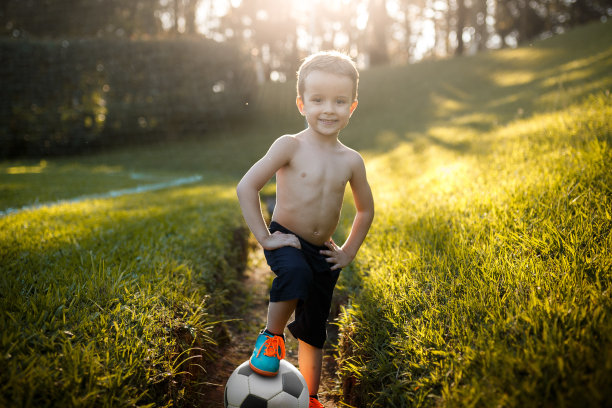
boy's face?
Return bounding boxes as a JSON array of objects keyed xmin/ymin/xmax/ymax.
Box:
[{"xmin": 296, "ymin": 70, "xmax": 358, "ymax": 138}]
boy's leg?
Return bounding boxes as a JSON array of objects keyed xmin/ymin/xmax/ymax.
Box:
[
  {"xmin": 249, "ymin": 299, "xmax": 298, "ymax": 377},
  {"xmin": 266, "ymin": 299, "xmax": 298, "ymax": 334},
  {"xmin": 298, "ymin": 339, "xmax": 323, "ymax": 397}
]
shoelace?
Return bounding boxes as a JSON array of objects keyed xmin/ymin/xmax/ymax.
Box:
[
  {"xmin": 309, "ymin": 397, "xmax": 324, "ymax": 408},
  {"xmin": 256, "ymin": 335, "xmax": 286, "ymax": 360}
]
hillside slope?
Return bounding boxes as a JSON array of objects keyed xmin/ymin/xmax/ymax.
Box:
[{"xmin": 328, "ymin": 21, "xmax": 611, "ymax": 408}]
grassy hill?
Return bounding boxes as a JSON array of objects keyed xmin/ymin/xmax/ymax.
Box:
[
  {"xmin": 329, "ymin": 22, "xmax": 612, "ymax": 407},
  {"xmin": 1, "ymin": 20, "xmax": 611, "ymax": 407}
]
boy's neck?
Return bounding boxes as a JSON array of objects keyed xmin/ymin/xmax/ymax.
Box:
[{"xmin": 304, "ymin": 127, "xmax": 340, "ymax": 145}]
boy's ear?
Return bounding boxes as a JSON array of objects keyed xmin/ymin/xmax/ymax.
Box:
[
  {"xmin": 350, "ymin": 100, "xmax": 358, "ymax": 115},
  {"xmin": 296, "ymin": 97, "xmax": 305, "ymax": 115}
]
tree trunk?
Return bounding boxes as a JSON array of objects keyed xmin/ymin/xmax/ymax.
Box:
[
  {"xmin": 184, "ymin": 0, "xmax": 198, "ymax": 35},
  {"xmin": 173, "ymin": 0, "xmax": 181, "ymax": 35},
  {"xmin": 367, "ymin": 0, "xmax": 389, "ymax": 66},
  {"xmin": 455, "ymin": 0, "xmax": 466, "ymax": 56}
]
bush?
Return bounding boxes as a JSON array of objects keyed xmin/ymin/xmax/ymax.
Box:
[{"xmin": 0, "ymin": 38, "xmax": 256, "ymax": 158}]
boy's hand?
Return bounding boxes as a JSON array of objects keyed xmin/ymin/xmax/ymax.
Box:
[
  {"xmin": 261, "ymin": 231, "xmax": 301, "ymax": 251},
  {"xmin": 321, "ymin": 239, "xmax": 352, "ymax": 270}
]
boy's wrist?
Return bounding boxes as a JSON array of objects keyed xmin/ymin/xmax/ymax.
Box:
[
  {"xmin": 341, "ymin": 245, "xmax": 357, "ymax": 260},
  {"xmin": 256, "ymin": 232, "xmax": 272, "ymax": 246}
]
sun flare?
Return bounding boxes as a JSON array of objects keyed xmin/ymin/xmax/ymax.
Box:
[{"xmin": 198, "ymin": 0, "xmax": 366, "ymax": 50}]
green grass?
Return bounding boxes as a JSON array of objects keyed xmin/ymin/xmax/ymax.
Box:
[
  {"xmin": 0, "ymin": 184, "xmax": 246, "ymax": 407},
  {"xmin": 1, "ymin": 20, "xmax": 611, "ymax": 407},
  {"xmin": 336, "ymin": 94, "xmax": 612, "ymax": 407},
  {"xmin": 0, "ymin": 160, "xmax": 191, "ymax": 212},
  {"xmin": 330, "ymin": 22, "xmax": 612, "ymax": 407}
]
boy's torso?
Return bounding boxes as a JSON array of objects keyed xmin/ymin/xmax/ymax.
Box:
[{"xmin": 272, "ymin": 133, "xmax": 357, "ymax": 246}]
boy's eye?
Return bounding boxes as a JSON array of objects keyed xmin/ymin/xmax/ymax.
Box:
[{"xmin": 336, "ymin": 99, "xmax": 347, "ymax": 104}]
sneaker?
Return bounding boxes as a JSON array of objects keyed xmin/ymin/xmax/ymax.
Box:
[
  {"xmin": 249, "ymin": 330, "xmax": 285, "ymax": 376},
  {"xmin": 309, "ymin": 397, "xmax": 324, "ymax": 408}
]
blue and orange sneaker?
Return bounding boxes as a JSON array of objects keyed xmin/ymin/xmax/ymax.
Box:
[{"xmin": 249, "ymin": 330, "xmax": 286, "ymax": 377}]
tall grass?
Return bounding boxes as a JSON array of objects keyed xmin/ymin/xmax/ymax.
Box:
[
  {"xmin": 337, "ymin": 94, "xmax": 611, "ymax": 407},
  {"xmin": 0, "ymin": 184, "xmax": 247, "ymax": 407},
  {"xmin": 333, "ymin": 22, "xmax": 612, "ymax": 408}
]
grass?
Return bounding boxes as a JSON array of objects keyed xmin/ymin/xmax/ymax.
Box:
[
  {"xmin": 335, "ymin": 93, "xmax": 612, "ymax": 407},
  {"xmin": 329, "ymin": 22, "xmax": 612, "ymax": 407},
  {"xmin": 0, "ymin": 160, "xmax": 192, "ymax": 212},
  {"xmin": 1, "ymin": 20, "xmax": 611, "ymax": 407},
  {"xmin": 0, "ymin": 184, "xmax": 247, "ymax": 407}
]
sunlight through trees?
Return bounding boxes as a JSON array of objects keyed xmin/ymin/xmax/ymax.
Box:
[{"xmin": 2, "ymin": 0, "xmax": 611, "ymax": 76}]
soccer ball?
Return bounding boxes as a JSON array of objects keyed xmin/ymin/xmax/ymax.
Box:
[{"xmin": 224, "ymin": 359, "xmax": 309, "ymax": 408}]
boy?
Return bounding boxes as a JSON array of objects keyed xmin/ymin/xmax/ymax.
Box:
[{"xmin": 236, "ymin": 51, "xmax": 374, "ymax": 408}]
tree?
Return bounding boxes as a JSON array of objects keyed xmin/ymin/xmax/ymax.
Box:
[
  {"xmin": 1, "ymin": 0, "xmax": 173, "ymax": 39},
  {"xmin": 473, "ymin": 0, "xmax": 489, "ymax": 51},
  {"xmin": 2, "ymin": 0, "xmax": 610, "ymax": 70},
  {"xmin": 455, "ymin": 0, "xmax": 467, "ymax": 55},
  {"xmin": 217, "ymin": 0, "xmax": 298, "ymax": 81},
  {"xmin": 367, "ymin": 0, "xmax": 390, "ymax": 65}
]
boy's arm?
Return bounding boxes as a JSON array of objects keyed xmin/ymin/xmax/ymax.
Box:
[
  {"xmin": 322, "ymin": 154, "xmax": 374, "ymax": 270},
  {"xmin": 236, "ymin": 136, "xmax": 301, "ymax": 250}
]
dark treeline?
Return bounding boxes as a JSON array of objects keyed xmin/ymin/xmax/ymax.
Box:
[
  {"xmin": 2, "ymin": 1, "xmax": 611, "ymax": 74},
  {"xmin": 0, "ymin": 38, "xmax": 255, "ymax": 158},
  {"xmin": 1, "ymin": 0, "xmax": 610, "ymax": 158}
]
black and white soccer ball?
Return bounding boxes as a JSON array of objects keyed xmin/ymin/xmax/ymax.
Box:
[{"xmin": 224, "ymin": 359, "xmax": 309, "ymax": 408}]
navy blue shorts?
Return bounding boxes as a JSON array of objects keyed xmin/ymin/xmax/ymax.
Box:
[{"xmin": 263, "ymin": 221, "xmax": 341, "ymax": 349}]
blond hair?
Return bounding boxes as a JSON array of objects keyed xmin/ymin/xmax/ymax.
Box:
[{"xmin": 296, "ymin": 51, "xmax": 359, "ymax": 101}]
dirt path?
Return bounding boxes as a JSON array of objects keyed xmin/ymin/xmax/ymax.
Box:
[{"xmin": 199, "ymin": 246, "xmax": 340, "ymax": 407}]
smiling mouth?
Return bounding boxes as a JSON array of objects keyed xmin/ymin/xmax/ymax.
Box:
[{"xmin": 319, "ymin": 119, "xmax": 337, "ymax": 125}]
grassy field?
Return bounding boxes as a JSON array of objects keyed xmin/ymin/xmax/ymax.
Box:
[
  {"xmin": 1, "ymin": 21, "xmax": 611, "ymax": 407},
  {"xmin": 336, "ymin": 94, "xmax": 611, "ymax": 407},
  {"xmin": 0, "ymin": 183, "xmax": 248, "ymax": 406},
  {"xmin": 333, "ymin": 23, "xmax": 612, "ymax": 407}
]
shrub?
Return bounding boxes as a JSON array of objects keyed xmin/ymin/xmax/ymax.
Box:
[{"xmin": 0, "ymin": 38, "xmax": 256, "ymax": 157}]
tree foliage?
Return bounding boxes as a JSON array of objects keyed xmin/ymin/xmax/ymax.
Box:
[
  {"xmin": 2, "ymin": 0, "xmax": 610, "ymax": 69},
  {"xmin": 1, "ymin": 0, "xmax": 610, "ymax": 157},
  {"xmin": 0, "ymin": 37, "xmax": 255, "ymax": 157}
]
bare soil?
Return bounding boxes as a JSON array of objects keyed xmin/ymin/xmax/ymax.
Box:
[{"xmin": 198, "ymin": 247, "xmax": 341, "ymax": 407}]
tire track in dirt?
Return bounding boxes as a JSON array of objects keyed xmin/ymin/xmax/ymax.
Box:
[{"xmin": 199, "ymin": 245, "xmax": 340, "ymax": 407}]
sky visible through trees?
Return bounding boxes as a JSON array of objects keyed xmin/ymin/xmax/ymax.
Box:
[{"xmin": 2, "ymin": 0, "xmax": 611, "ymax": 80}]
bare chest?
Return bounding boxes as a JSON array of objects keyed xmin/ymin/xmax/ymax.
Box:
[{"xmin": 286, "ymin": 148, "xmax": 351, "ymax": 192}]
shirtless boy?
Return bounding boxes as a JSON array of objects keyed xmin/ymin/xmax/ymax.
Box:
[{"xmin": 236, "ymin": 51, "xmax": 374, "ymax": 408}]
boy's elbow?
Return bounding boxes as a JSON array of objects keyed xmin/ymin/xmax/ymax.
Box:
[
  {"xmin": 357, "ymin": 206, "xmax": 374, "ymax": 223},
  {"xmin": 236, "ymin": 178, "xmax": 256, "ymax": 200},
  {"xmin": 364, "ymin": 204, "xmax": 375, "ymax": 224},
  {"xmin": 236, "ymin": 179, "xmax": 247, "ymax": 199},
  {"xmin": 367, "ymin": 207, "xmax": 375, "ymax": 224},
  {"xmin": 363, "ymin": 198, "xmax": 375, "ymax": 217}
]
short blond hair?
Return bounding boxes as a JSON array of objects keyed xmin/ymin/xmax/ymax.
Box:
[{"xmin": 296, "ymin": 51, "xmax": 359, "ymax": 101}]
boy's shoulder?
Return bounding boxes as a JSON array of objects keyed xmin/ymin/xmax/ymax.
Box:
[
  {"xmin": 272, "ymin": 133, "xmax": 301, "ymax": 147},
  {"xmin": 337, "ymin": 141, "xmax": 365, "ymax": 164},
  {"xmin": 273, "ymin": 132, "xmax": 363, "ymax": 163},
  {"xmin": 268, "ymin": 133, "xmax": 299, "ymax": 153}
]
